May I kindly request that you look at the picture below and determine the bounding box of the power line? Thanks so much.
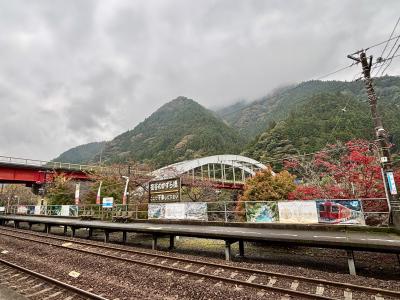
[219,62,358,118]
[379,17,400,59]
[374,17,400,76]
[349,33,400,56]
[380,43,400,75]
[261,142,378,165]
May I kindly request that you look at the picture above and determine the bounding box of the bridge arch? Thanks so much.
[152,154,267,184]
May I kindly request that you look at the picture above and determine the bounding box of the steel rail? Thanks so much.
[2,227,400,299]
[0,229,331,300]
[1,226,398,297]
[0,257,109,300]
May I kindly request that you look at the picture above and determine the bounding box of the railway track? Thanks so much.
[1,226,399,300]
[0,257,108,300]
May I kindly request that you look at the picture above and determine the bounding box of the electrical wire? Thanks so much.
[379,17,400,59]
[380,43,400,75]
[219,62,358,118]
[349,33,400,55]
[374,18,400,76]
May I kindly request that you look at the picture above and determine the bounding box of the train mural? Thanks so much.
[316,200,364,224]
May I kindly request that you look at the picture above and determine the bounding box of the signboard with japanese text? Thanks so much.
[386,171,398,195]
[102,197,114,208]
[149,177,181,203]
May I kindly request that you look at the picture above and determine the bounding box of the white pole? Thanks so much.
[122,176,129,205]
[96,181,102,205]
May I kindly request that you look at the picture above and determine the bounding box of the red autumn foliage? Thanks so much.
[286,139,398,212]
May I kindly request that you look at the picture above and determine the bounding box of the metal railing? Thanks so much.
[5,198,390,226]
[0,155,106,172]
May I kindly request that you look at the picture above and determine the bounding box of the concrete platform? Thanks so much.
[1,214,400,275]
[0,284,27,300]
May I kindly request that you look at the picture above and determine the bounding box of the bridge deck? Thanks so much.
[1,215,399,275]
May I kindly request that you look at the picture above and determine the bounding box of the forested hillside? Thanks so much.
[97,97,245,167]
[53,141,106,164]
[242,84,400,168]
[217,76,400,142]
[54,76,400,168]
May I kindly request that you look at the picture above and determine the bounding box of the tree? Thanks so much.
[286,140,386,200]
[0,184,39,206]
[180,175,219,202]
[83,162,154,205]
[240,168,296,202]
[46,173,75,205]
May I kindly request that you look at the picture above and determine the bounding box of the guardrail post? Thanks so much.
[88,228,93,239]
[224,202,228,222]
[122,231,127,244]
[346,250,356,275]
[224,240,232,261]
[152,234,158,250]
[71,226,76,237]
[238,240,244,257]
[169,235,175,250]
[104,230,110,243]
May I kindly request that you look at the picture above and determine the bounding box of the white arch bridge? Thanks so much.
[152,155,267,189]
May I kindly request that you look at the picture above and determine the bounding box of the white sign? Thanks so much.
[17,206,27,214]
[61,205,70,216]
[0,207,5,212]
[278,201,319,224]
[185,203,208,221]
[387,171,398,195]
[102,197,114,208]
[164,203,186,219]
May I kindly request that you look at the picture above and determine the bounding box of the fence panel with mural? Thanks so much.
[5,198,390,226]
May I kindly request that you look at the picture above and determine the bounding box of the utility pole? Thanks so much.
[348,50,399,226]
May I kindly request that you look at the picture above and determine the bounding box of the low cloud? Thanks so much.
[0,0,399,160]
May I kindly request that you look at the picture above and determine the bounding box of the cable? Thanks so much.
[260,142,377,165]
[219,63,359,118]
[379,17,400,59]
[380,43,400,75]
[349,33,400,55]
[315,62,358,80]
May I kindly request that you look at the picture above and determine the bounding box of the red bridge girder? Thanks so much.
[0,163,91,185]
[0,163,244,190]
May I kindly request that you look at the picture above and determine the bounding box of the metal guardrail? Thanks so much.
[5,198,390,226]
[0,155,106,172]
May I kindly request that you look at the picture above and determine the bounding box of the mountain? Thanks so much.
[216,76,400,142]
[242,78,400,168]
[53,141,106,164]
[55,76,400,168]
[97,96,245,167]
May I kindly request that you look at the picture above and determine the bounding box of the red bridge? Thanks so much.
[0,155,249,191]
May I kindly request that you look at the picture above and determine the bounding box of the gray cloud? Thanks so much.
[0,0,399,160]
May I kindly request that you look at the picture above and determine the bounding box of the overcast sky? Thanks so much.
[1,0,399,160]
